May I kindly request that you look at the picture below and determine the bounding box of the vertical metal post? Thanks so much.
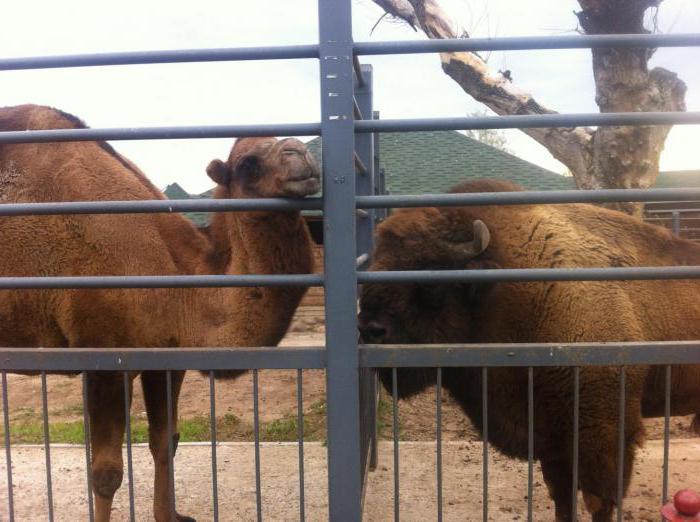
[527,367,534,522]
[392,368,400,522]
[372,111,386,222]
[2,372,14,522]
[209,371,220,522]
[616,367,626,522]
[166,371,176,522]
[318,0,362,520]
[253,370,263,522]
[572,367,580,521]
[672,211,681,235]
[482,368,488,522]
[297,369,306,522]
[123,372,135,522]
[355,63,375,264]
[436,368,443,522]
[41,371,54,522]
[81,374,94,522]
[662,365,671,507]
[369,371,378,471]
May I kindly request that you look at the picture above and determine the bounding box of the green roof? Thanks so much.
[306,131,574,194]
[162,182,190,200]
[654,170,700,188]
[163,133,698,228]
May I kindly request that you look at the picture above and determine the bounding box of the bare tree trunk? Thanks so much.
[370,0,687,216]
[576,0,686,214]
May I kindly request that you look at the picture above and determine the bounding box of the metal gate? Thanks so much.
[1,1,700,520]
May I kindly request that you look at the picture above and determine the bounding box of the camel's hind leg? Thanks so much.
[86,371,129,522]
[141,370,193,522]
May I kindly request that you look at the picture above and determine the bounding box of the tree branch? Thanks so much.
[370,0,593,180]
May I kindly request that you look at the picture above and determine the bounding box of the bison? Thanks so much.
[358,179,700,521]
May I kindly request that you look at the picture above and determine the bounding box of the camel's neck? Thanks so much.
[193,207,314,347]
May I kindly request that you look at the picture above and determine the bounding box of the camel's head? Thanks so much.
[206,137,320,199]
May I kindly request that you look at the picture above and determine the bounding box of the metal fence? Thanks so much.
[1,1,700,521]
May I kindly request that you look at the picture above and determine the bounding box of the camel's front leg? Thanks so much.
[141,370,194,522]
[86,371,129,522]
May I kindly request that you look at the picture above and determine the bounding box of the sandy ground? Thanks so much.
[0,439,698,521]
[0,332,698,520]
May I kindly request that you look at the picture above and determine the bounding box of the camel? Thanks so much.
[0,104,319,521]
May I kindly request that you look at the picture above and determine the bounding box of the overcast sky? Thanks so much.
[1,0,698,194]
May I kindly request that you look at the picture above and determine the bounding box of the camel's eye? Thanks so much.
[235,155,260,178]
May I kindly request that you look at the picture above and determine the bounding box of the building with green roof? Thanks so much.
[163,131,700,236]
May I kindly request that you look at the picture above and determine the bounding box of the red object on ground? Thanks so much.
[662,490,700,522]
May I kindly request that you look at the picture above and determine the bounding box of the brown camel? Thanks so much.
[0,104,319,521]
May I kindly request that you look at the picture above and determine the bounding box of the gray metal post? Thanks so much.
[355,64,375,263]
[318,1,363,520]
[372,111,387,222]
[672,211,681,235]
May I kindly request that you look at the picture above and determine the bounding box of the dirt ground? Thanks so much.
[0,440,697,521]
[0,332,698,520]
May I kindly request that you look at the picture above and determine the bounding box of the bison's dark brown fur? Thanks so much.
[359,179,700,522]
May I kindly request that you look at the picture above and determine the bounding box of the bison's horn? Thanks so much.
[441,220,490,262]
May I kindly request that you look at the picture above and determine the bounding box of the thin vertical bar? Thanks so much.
[296,369,306,522]
[572,367,580,521]
[166,370,176,522]
[209,371,219,522]
[41,371,54,522]
[123,372,135,522]
[253,369,262,522]
[2,372,15,522]
[392,367,399,522]
[662,365,671,506]
[319,0,362,519]
[436,368,443,522]
[370,370,379,471]
[355,64,375,262]
[81,373,94,522]
[616,367,626,522]
[482,368,488,522]
[672,211,681,235]
[527,367,534,522]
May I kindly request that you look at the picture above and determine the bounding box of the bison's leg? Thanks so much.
[577,408,642,521]
[141,370,194,522]
[86,371,128,522]
[540,457,574,522]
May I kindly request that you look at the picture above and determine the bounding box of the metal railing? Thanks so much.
[0,1,699,521]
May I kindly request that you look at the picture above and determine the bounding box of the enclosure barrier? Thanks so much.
[1,1,700,520]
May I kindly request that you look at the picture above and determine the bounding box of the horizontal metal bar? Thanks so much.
[358,266,700,284]
[0,347,326,371]
[0,197,322,216]
[0,45,320,71]
[0,274,323,289]
[359,341,700,367]
[354,33,700,56]
[355,112,700,133]
[4,188,700,218]
[356,187,700,209]
[0,122,321,144]
[645,207,700,214]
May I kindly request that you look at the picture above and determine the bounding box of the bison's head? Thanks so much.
[206,137,320,199]
[359,210,493,398]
